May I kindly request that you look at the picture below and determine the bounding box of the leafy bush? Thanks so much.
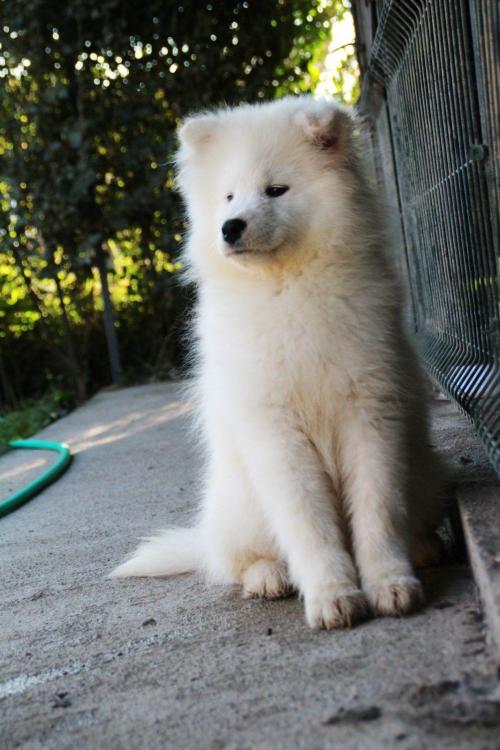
[0,390,76,455]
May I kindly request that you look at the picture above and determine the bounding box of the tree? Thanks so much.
[0,0,351,406]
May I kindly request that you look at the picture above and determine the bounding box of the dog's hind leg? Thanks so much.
[241,558,292,599]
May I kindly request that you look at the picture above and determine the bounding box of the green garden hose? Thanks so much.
[0,439,72,518]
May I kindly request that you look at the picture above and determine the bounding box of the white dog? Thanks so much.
[112,96,445,629]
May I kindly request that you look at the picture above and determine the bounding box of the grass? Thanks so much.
[0,390,75,455]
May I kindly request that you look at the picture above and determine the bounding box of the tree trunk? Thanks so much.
[12,246,51,333]
[65,43,123,388]
[53,273,87,402]
[0,347,17,409]
[95,246,123,385]
[11,247,78,382]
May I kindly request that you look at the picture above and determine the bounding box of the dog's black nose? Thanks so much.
[222,218,247,245]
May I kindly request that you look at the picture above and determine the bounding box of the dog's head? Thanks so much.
[176,97,361,278]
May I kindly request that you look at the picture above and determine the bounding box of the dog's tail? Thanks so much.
[109,527,202,578]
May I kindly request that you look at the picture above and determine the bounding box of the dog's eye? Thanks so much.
[226,193,234,202]
[265,185,289,198]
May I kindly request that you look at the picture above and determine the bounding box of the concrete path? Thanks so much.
[1,383,499,749]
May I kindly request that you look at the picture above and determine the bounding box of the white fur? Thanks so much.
[110,528,202,578]
[112,96,444,629]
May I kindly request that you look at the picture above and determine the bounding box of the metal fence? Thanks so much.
[353,0,500,475]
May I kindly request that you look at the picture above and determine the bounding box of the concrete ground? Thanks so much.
[1,383,499,750]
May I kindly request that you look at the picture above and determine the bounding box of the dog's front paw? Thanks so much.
[305,584,370,630]
[241,559,291,600]
[366,576,424,617]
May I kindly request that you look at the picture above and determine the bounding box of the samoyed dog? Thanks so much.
[112,96,444,629]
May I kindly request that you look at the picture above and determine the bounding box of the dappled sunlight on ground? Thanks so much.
[0,388,194,499]
[71,400,192,454]
[0,457,47,484]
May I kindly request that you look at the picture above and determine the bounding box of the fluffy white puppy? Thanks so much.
[112,96,444,629]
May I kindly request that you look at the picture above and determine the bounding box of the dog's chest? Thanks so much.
[210,279,364,398]
[201,264,395,420]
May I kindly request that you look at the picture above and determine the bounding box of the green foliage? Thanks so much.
[0,390,75,454]
[0,0,355,407]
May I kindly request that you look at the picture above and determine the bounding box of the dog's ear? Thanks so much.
[178,114,218,151]
[295,104,354,155]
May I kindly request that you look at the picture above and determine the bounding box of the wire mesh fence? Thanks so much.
[354,0,500,475]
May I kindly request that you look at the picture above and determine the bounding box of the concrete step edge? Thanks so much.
[458,484,500,660]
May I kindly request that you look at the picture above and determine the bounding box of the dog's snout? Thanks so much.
[222,218,247,245]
